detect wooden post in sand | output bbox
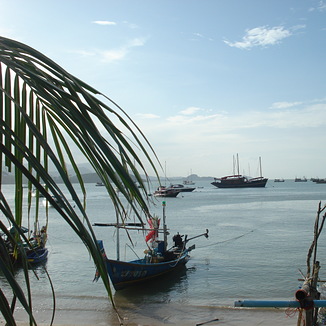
[297,201,326,326]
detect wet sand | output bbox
[10,305,299,325]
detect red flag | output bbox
[145,217,160,242]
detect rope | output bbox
[285,308,305,326]
[165,238,188,268]
[198,229,255,248]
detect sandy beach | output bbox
[8,305,300,326]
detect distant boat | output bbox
[183,170,195,185]
[94,202,209,290]
[295,177,307,182]
[314,179,326,184]
[274,178,285,182]
[211,154,268,188]
[153,186,180,197]
[169,184,196,192]
[95,182,105,186]
[183,180,195,185]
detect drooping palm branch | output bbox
[0,36,160,325]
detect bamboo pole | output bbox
[235,300,326,308]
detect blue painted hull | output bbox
[105,251,190,290]
[27,247,48,263]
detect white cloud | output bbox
[224,26,292,49]
[92,21,117,26]
[270,101,302,109]
[138,102,326,141]
[128,37,146,47]
[75,37,147,63]
[316,1,326,11]
[100,37,146,62]
[191,32,214,42]
[101,48,127,62]
[72,50,96,57]
[134,101,326,177]
[167,113,223,125]
[180,106,202,115]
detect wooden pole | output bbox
[300,201,326,326]
[162,201,167,252]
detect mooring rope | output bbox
[198,229,255,248]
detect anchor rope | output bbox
[198,229,255,248]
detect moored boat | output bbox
[94,202,208,290]
[314,179,326,184]
[295,177,307,182]
[101,243,190,290]
[183,170,195,185]
[183,180,195,185]
[169,184,196,192]
[211,155,268,188]
[2,225,48,265]
[153,186,180,197]
[27,247,48,263]
[212,175,268,188]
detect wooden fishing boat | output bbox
[2,225,48,265]
[97,240,191,290]
[27,247,48,263]
[212,154,268,188]
[94,202,208,290]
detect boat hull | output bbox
[153,187,180,197]
[27,247,48,263]
[178,187,195,192]
[211,177,268,188]
[170,184,195,192]
[105,251,189,290]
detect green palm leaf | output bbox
[0,36,159,324]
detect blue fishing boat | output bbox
[94,201,208,291]
[27,247,48,263]
[3,225,49,265]
[98,240,190,290]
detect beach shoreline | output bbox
[9,305,299,326]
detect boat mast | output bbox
[162,201,168,251]
[259,156,263,177]
[236,153,240,175]
[116,223,120,260]
[233,155,235,175]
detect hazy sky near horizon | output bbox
[1,0,326,179]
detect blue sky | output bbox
[1,0,326,179]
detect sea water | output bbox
[1,180,326,325]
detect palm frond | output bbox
[0,36,159,324]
